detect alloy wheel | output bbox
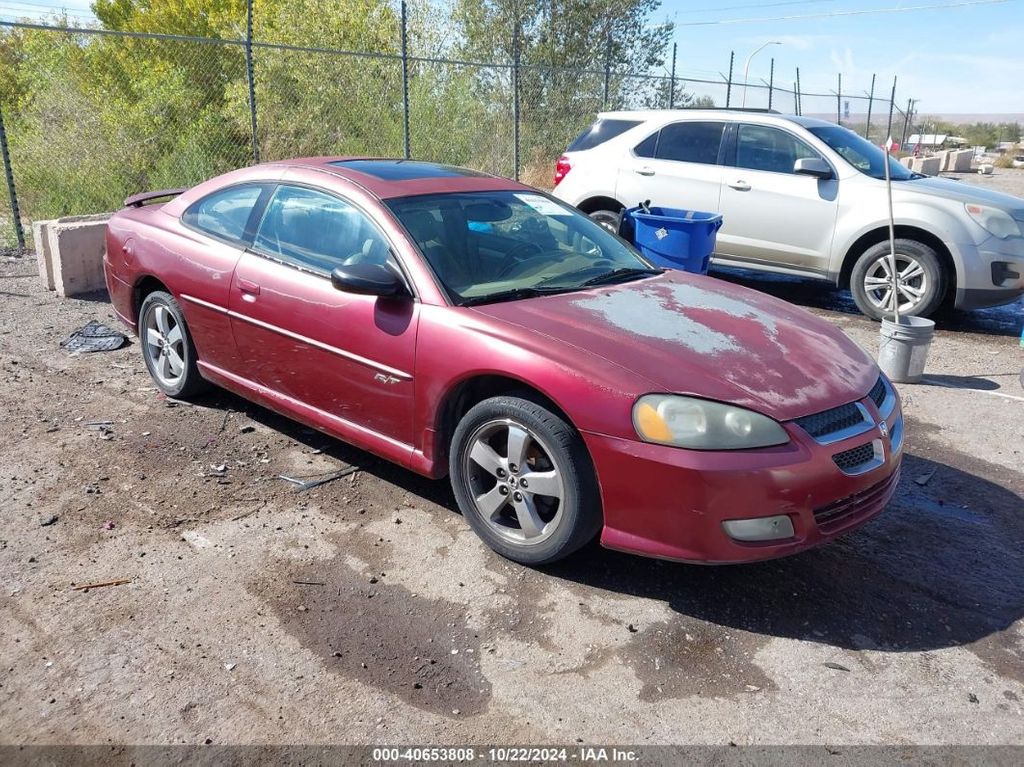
[462,418,566,545]
[143,303,186,389]
[862,253,930,315]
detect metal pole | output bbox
[768,57,774,110]
[0,104,25,250]
[668,41,677,109]
[795,67,802,115]
[886,75,897,141]
[865,73,876,141]
[400,0,411,159]
[244,0,259,164]
[725,50,734,107]
[901,98,912,147]
[602,32,612,109]
[836,72,842,124]
[512,23,521,181]
[884,137,899,324]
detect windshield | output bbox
[808,125,915,181]
[386,190,659,305]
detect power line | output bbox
[685,0,837,14]
[676,0,1011,26]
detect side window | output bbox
[736,124,822,174]
[182,184,263,243]
[252,185,393,275]
[633,131,659,158]
[654,121,725,164]
[567,119,641,151]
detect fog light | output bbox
[722,515,795,542]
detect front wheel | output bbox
[850,239,947,320]
[449,395,601,566]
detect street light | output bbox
[741,41,782,107]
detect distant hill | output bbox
[806,112,1022,125]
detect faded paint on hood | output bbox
[473,271,877,421]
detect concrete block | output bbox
[954,149,973,172]
[47,214,111,297]
[900,156,914,168]
[33,219,56,291]
[939,151,955,172]
[918,156,942,175]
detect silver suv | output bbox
[552,109,1024,319]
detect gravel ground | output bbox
[0,247,1022,747]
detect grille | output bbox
[794,402,864,440]
[833,442,875,471]
[869,376,887,410]
[814,468,900,533]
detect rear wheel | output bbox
[850,239,946,320]
[449,395,601,566]
[139,290,208,398]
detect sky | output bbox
[0,0,1022,116]
[658,0,1024,117]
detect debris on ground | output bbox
[914,468,938,486]
[279,466,360,492]
[60,320,128,353]
[71,578,132,591]
[39,514,59,527]
[823,662,851,672]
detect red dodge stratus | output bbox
[104,158,903,566]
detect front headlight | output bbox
[633,394,790,450]
[965,203,1022,239]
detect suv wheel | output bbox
[449,394,601,566]
[850,239,946,320]
[588,209,621,234]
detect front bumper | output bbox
[583,388,903,564]
[953,236,1024,310]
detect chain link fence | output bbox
[0,6,913,251]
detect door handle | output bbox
[728,180,751,191]
[634,167,655,176]
[237,278,260,297]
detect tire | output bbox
[138,290,208,399]
[850,239,946,320]
[588,209,622,234]
[449,394,601,566]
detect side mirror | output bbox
[330,263,408,298]
[794,157,833,179]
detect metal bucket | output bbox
[878,315,935,383]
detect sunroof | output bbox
[330,159,488,181]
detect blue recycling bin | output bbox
[621,206,723,274]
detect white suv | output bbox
[552,109,1024,319]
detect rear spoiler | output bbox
[123,188,186,208]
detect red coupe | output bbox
[104,158,903,565]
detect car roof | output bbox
[262,157,533,199]
[595,109,838,130]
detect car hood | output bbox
[902,175,1024,212]
[472,271,878,422]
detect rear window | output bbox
[567,119,641,151]
[182,184,264,243]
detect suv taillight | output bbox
[554,155,572,187]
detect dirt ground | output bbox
[1,235,1022,746]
